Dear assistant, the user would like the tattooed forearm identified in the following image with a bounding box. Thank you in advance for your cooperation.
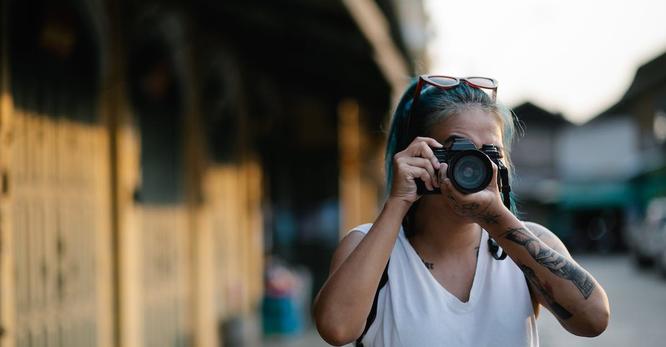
[479,211,500,225]
[505,227,596,299]
[446,197,500,225]
[520,264,573,320]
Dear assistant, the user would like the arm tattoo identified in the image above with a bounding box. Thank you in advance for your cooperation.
[520,264,573,320]
[478,211,500,225]
[460,202,480,212]
[448,200,500,225]
[505,227,596,299]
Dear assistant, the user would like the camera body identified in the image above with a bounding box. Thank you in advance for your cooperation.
[416,137,507,195]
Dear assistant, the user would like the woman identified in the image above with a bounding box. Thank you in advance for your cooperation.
[313,76,610,346]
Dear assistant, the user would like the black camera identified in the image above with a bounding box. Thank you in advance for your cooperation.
[416,138,511,202]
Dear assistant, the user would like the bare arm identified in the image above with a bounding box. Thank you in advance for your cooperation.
[313,198,410,345]
[497,221,609,337]
[314,137,443,346]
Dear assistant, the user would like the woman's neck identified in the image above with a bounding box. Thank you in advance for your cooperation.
[409,199,482,259]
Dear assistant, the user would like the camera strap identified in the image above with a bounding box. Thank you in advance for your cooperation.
[498,162,511,209]
[489,160,511,260]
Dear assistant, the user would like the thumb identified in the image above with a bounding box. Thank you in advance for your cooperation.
[489,160,499,188]
[438,163,449,185]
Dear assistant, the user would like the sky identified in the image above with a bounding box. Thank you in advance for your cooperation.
[424,0,666,124]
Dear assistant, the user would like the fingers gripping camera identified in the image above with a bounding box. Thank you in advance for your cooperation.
[416,138,512,207]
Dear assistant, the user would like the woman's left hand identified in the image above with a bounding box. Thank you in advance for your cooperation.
[438,161,509,228]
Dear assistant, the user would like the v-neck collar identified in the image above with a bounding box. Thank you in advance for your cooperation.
[400,228,489,313]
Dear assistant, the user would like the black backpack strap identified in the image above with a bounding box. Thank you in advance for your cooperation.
[355,260,390,347]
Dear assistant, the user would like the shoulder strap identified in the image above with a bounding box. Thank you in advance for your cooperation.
[355,260,390,347]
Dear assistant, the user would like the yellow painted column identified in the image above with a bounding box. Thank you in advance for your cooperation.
[0,8,17,343]
[338,99,363,236]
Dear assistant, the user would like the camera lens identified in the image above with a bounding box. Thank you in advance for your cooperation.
[449,151,492,193]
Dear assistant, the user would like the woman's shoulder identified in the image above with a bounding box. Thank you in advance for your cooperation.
[345,223,374,236]
[327,224,375,277]
[521,220,570,255]
[521,220,557,240]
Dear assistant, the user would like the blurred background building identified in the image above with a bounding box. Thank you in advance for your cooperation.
[511,102,570,226]
[513,51,666,258]
[0,0,428,346]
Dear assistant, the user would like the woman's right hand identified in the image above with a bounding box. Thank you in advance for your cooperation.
[389,137,443,204]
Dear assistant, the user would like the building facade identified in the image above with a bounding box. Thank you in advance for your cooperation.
[0,0,426,346]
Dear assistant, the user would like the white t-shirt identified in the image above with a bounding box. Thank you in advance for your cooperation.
[351,223,539,347]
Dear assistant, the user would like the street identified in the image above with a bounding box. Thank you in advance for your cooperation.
[265,255,666,347]
[539,255,666,347]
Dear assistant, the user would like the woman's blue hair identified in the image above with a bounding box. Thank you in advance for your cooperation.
[384,78,523,222]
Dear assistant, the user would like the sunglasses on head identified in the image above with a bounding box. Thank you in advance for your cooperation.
[413,75,498,105]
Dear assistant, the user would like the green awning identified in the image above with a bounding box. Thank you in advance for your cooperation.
[559,182,634,209]
[631,165,666,204]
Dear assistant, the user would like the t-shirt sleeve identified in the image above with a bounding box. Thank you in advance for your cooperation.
[346,223,373,236]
